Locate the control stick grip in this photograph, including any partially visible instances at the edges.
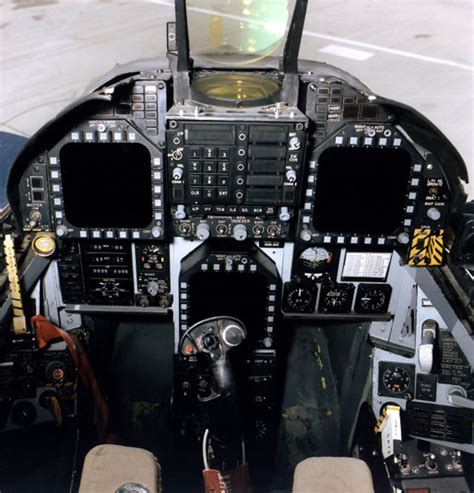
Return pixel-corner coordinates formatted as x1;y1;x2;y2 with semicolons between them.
180;317;246;399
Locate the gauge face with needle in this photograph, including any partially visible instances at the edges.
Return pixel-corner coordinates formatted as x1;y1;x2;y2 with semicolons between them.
378;362;415;398
318;282;355;313
283;282;317;313
355;284;392;314
140;245;165;270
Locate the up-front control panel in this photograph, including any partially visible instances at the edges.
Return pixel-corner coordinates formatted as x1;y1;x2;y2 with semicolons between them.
166;120;307;240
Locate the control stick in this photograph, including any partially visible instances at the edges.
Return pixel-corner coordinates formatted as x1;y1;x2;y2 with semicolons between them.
180;317;246;468
180;316;246;401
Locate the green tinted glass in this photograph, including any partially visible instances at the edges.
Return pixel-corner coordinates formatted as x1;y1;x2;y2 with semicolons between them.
187;0;294;64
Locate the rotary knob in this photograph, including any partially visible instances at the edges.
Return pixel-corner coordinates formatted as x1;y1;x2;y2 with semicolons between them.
427;207;441;221
285;169;297;182
175;205;186;220
300;229;312;242
146;281;160;297
151;226;163;238
172;167;183;181
196;223;210;241
397;232;410;245
289;137;301;150
233;224;248;241
56;225;68;237
279;207;291;222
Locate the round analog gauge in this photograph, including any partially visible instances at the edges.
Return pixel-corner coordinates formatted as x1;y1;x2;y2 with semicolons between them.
299;247;333;272
140;245;164;270
284;284;317;313
355;284;392;314
319;283;354;313
382;366;411;395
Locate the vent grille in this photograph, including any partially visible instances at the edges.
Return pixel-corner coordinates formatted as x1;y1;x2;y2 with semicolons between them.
406;401;472;444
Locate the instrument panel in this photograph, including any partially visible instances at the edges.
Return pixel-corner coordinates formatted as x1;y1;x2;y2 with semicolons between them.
9;65;458;324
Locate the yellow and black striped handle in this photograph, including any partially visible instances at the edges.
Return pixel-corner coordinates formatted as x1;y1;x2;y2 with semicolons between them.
408;228;445;267
3;234;28;335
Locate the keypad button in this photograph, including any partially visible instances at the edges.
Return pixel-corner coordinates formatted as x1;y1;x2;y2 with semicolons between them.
189;147;201;158
203;188;216;200
189;187;202;199
190;205;201;213
204;175;216;186
203;205;213;214
190;161;201;172
264;206;276;215
218;161;229;173
203;147;216;159
218;176;229;186
251;206;264;215
189;174;201;186
203;161;217;173
227;206;238;214
217;189;229;199
239;206;251;214
214;206;226;214
219;148;230;159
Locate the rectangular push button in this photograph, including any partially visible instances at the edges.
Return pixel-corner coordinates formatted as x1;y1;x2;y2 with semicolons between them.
246;175;283;187
248;161;285;173
248;145;287;159
249;125;288;143
246;189;281;203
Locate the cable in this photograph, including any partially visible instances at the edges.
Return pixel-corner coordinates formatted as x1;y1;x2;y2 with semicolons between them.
202;428;210;470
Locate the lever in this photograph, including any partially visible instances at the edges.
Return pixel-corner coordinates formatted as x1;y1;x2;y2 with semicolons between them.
180;317;246;399
419;319;437;373
180;317;247;469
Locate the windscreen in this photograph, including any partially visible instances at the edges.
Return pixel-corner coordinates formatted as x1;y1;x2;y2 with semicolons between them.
313;147;412;234
187;0;296;64
60;143;152;228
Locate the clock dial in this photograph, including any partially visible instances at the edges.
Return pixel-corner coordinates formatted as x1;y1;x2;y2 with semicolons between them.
378;362;415;398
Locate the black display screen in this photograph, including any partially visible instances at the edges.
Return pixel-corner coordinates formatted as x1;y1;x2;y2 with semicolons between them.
60;143;152;228
188;272;268;341
313;147;412;234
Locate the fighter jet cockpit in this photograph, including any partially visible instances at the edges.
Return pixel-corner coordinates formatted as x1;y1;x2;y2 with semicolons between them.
0;1;473;492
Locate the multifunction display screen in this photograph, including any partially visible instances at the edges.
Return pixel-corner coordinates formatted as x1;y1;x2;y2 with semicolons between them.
313;147;412;234
60;143;152;228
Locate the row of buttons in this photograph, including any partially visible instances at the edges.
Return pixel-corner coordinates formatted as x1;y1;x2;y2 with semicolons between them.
189;187;229;200
190;174;229;186
70;130;137;143
189;161;229;173
189;147;231;160
72;229;158;240
189;205;276;216
334;135;403;147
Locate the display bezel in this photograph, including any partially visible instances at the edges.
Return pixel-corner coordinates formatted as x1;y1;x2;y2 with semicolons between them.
297;124;424;248
47;124;165;240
